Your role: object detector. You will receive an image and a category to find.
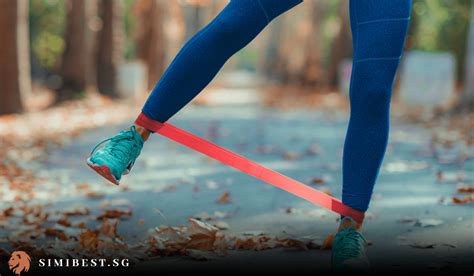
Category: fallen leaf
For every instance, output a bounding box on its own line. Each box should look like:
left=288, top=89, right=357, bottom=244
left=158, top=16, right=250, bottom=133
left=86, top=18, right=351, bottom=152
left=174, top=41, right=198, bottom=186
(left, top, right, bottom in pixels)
left=76, top=183, right=90, bottom=190
left=97, top=209, right=132, bottom=220
left=234, top=235, right=275, bottom=251
left=187, top=218, right=219, bottom=251
left=310, top=176, right=326, bottom=185
left=79, top=230, right=99, bottom=252
left=76, top=222, right=87, bottom=228
left=3, top=207, right=14, bottom=217
left=216, top=191, right=231, bottom=204
left=414, top=218, right=443, bottom=227
left=452, top=195, right=474, bottom=204
left=188, top=218, right=218, bottom=235
left=86, top=191, right=105, bottom=199
left=321, top=234, right=334, bottom=250
left=57, top=217, right=72, bottom=227
left=409, top=242, right=435, bottom=249
left=214, top=221, right=230, bottom=230
left=98, top=219, right=119, bottom=238
left=277, top=238, right=309, bottom=250
left=62, top=204, right=90, bottom=216
left=45, top=228, right=68, bottom=241
left=456, top=186, right=474, bottom=193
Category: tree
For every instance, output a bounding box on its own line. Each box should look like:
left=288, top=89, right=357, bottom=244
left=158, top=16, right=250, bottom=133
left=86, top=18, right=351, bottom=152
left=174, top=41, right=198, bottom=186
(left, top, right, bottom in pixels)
left=263, top=16, right=287, bottom=82
left=97, top=0, right=124, bottom=97
left=57, top=0, right=99, bottom=101
left=0, top=0, right=31, bottom=115
left=134, top=0, right=167, bottom=89
left=261, top=0, right=328, bottom=88
left=327, top=0, right=352, bottom=88
left=183, top=0, right=211, bottom=40
left=299, top=0, right=326, bottom=87
left=461, top=3, right=474, bottom=109
left=410, top=0, right=471, bottom=80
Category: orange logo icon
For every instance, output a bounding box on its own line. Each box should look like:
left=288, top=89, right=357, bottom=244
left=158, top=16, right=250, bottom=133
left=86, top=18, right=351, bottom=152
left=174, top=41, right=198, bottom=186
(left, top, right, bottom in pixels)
left=8, top=251, right=31, bottom=275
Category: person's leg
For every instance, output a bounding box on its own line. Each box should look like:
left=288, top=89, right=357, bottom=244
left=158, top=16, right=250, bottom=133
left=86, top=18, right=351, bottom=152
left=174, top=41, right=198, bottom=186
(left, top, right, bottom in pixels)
left=343, top=0, right=412, bottom=220
left=89, top=0, right=303, bottom=184
left=332, top=0, right=411, bottom=271
left=136, top=0, right=302, bottom=132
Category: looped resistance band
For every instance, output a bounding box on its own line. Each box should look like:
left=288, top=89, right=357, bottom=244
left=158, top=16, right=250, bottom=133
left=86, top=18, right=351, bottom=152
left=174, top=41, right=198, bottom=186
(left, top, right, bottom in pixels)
left=136, top=113, right=365, bottom=223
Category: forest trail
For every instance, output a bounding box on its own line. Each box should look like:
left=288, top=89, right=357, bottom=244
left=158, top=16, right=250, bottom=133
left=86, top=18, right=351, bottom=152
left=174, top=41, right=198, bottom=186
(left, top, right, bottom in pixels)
left=36, top=73, right=473, bottom=272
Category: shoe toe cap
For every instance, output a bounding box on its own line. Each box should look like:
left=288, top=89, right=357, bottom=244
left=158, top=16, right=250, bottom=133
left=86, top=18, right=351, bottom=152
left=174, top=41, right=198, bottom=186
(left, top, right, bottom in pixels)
left=89, top=155, right=122, bottom=180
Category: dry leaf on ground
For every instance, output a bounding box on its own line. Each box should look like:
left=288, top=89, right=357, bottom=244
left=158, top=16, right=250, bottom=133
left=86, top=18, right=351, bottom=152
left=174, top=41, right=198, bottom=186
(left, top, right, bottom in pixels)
left=97, top=209, right=132, bottom=220
left=216, top=191, right=231, bottom=204
left=457, top=186, right=474, bottom=193
left=321, top=233, right=334, bottom=250
left=452, top=195, right=474, bottom=204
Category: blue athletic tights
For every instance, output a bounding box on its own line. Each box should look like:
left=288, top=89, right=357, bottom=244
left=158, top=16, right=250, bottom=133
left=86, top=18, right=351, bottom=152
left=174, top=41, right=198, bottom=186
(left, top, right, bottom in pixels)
left=140, top=0, right=412, bottom=213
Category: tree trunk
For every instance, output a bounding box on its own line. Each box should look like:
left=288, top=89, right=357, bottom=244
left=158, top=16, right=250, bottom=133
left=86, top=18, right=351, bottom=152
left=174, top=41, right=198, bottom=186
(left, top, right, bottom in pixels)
left=58, top=0, right=99, bottom=101
left=299, top=0, right=326, bottom=87
left=135, top=0, right=166, bottom=89
left=0, top=0, right=30, bottom=115
left=327, top=0, right=352, bottom=88
left=263, top=17, right=287, bottom=82
left=97, top=0, right=124, bottom=97
left=183, top=0, right=210, bottom=40
left=461, top=3, right=474, bottom=108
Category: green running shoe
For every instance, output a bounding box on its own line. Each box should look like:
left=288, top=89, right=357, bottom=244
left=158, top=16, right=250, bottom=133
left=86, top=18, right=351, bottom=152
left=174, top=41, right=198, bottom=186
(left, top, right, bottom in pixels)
left=86, top=126, right=144, bottom=185
left=332, top=217, right=370, bottom=272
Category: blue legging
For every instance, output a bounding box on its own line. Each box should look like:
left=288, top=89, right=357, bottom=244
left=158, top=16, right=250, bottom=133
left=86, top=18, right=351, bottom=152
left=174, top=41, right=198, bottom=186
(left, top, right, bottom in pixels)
left=139, top=0, right=412, bottom=213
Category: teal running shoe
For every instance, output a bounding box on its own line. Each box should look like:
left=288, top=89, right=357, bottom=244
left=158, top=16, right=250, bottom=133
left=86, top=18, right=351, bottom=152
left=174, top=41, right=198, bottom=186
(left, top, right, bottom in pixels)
left=332, top=217, right=370, bottom=271
left=86, top=126, right=144, bottom=185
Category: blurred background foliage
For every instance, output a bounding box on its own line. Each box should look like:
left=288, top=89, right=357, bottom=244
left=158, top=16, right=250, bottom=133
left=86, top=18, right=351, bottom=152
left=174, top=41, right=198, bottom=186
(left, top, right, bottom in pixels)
left=0, top=0, right=471, bottom=114
left=29, top=0, right=66, bottom=70
left=28, top=0, right=471, bottom=77
left=410, top=0, right=471, bottom=78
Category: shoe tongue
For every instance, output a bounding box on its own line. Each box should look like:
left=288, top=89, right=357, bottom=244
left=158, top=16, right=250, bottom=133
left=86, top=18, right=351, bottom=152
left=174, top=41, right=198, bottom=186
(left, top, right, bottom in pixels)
left=128, top=126, right=144, bottom=144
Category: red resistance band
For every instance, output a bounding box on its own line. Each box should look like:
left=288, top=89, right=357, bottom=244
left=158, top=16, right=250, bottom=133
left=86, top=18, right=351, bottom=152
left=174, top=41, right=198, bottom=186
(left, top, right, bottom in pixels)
left=136, top=113, right=365, bottom=223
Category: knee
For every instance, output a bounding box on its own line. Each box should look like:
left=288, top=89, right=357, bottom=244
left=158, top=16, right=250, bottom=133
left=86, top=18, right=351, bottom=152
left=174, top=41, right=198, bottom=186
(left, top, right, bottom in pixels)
left=350, top=61, right=398, bottom=115
left=351, top=86, right=392, bottom=117
left=369, top=89, right=391, bottom=114
left=212, top=17, right=249, bottom=41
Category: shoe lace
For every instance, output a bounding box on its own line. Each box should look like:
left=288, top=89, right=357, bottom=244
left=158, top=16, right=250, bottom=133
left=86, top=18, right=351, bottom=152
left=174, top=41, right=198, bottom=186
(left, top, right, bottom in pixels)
left=90, top=126, right=141, bottom=165
left=335, top=229, right=366, bottom=260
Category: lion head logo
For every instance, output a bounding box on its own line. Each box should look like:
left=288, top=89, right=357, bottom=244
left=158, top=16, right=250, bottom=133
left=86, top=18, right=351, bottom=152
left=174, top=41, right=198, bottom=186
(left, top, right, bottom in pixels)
left=8, top=251, right=31, bottom=276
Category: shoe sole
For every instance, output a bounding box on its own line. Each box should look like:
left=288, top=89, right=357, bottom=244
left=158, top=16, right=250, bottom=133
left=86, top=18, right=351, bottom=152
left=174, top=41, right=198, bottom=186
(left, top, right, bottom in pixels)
left=86, top=158, right=120, bottom=185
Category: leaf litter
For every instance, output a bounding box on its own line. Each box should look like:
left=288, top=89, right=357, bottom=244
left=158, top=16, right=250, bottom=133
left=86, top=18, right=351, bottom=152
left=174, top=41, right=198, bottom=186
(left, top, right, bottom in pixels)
left=1, top=93, right=473, bottom=263
left=148, top=218, right=326, bottom=259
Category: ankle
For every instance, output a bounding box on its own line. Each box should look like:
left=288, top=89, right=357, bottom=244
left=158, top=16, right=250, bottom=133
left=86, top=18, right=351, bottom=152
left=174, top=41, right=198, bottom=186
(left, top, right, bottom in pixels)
left=135, top=125, right=152, bottom=141
left=338, top=217, right=363, bottom=232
